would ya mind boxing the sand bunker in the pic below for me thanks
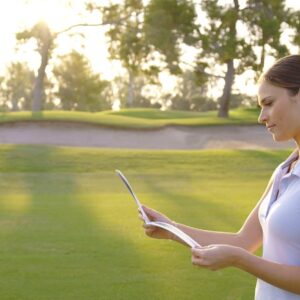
[0,121,295,150]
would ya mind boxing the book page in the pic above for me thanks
[116,169,201,248]
[116,169,150,223]
[146,221,200,248]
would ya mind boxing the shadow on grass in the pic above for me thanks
[0,145,165,300]
[120,161,266,299]
[140,173,242,231]
[0,146,277,300]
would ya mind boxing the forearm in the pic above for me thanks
[236,249,300,295]
[172,203,262,252]
[173,222,240,248]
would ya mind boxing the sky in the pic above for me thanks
[0,0,118,77]
[1,0,300,99]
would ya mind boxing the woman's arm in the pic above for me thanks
[142,202,263,252]
[173,200,262,252]
[191,245,300,295]
[143,174,274,252]
[238,249,300,295]
[172,175,275,252]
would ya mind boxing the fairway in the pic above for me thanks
[0,145,291,300]
[0,107,260,129]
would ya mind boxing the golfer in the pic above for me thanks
[141,55,300,299]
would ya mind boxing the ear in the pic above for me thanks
[290,88,300,104]
[295,89,300,103]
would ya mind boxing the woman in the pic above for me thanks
[140,55,300,299]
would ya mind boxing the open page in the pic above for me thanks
[116,169,201,248]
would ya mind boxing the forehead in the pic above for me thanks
[257,81,286,100]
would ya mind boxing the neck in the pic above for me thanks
[292,136,300,158]
[294,134,300,153]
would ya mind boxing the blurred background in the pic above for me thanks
[1,0,300,117]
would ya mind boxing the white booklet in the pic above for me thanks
[116,169,201,248]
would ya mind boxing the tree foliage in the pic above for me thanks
[88,0,162,107]
[195,0,291,117]
[241,0,290,73]
[0,62,35,111]
[144,0,198,74]
[167,70,216,111]
[286,7,300,48]
[52,51,109,111]
[10,0,300,115]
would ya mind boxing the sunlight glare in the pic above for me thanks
[1,195,30,214]
[22,0,82,32]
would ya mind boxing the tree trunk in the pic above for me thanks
[256,42,266,79]
[11,97,19,111]
[218,59,234,118]
[217,0,239,118]
[127,71,135,107]
[32,40,51,112]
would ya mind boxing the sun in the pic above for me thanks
[23,0,84,33]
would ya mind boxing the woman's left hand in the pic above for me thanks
[191,244,242,271]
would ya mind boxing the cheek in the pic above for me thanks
[275,103,292,123]
[277,106,300,138]
[271,106,283,122]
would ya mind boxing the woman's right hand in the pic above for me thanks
[139,205,174,240]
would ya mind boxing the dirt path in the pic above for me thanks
[0,121,295,150]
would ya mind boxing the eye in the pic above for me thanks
[264,102,273,107]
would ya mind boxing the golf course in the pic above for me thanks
[0,109,294,299]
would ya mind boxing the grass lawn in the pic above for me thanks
[0,107,260,129]
[0,145,291,300]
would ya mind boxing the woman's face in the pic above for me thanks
[257,81,300,143]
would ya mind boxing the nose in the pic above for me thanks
[258,108,268,124]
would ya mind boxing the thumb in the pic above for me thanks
[141,205,153,215]
[191,246,203,254]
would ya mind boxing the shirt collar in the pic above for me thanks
[280,149,300,177]
[292,160,300,177]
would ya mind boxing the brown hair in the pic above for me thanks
[259,54,300,96]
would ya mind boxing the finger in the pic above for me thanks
[138,214,145,222]
[191,256,205,266]
[192,255,212,268]
[145,228,156,236]
[142,205,158,219]
[143,224,155,231]
[141,205,150,213]
[138,209,145,216]
[141,204,149,211]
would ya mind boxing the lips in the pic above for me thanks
[267,124,276,131]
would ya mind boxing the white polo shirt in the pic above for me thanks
[256,150,300,300]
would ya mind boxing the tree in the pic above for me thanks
[196,0,244,117]
[167,70,216,111]
[16,21,54,111]
[88,0,161,107]
[198,0,291,117]
[144,0,292,118]
[144,0,243,117]
[0,61,35,111]
[241,0,290,74]
[15,3,124,112]
[285,5,300,50]
[144,0,198,74]
[52,51,109,111]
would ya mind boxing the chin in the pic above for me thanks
[272,133,291,142]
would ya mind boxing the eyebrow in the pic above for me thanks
[257,96,273,107]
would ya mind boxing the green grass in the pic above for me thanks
[0,145,291,300]
[0,107,260,129]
